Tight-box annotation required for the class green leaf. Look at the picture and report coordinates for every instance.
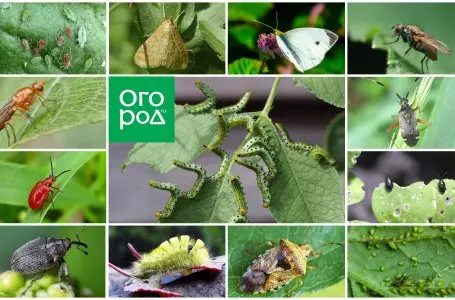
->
[371,179,455,223]
[421,78,455,148]
[258,116,344,223]
[228,226,345,297]
[229,25,258,50]
[348,177,365,205]
[326,113,345,170]
[348,226,455,297]
[348,151,361,169]
[123,105,218,173]
[0,77,106,148]
[293,77,345,108]
[228,58,265,74]
[227,3,273,22]
[198,3,225,62]
[0,3,106,74]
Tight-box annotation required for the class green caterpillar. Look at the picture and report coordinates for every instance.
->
[275,123,335,165]
[184,80,217,114]
[149,180,181,220]
[227,113,255,132]
[206,113,228,150]
[217,91,251,114]
[237,146,277,181]
[206,146,230,180]
[230,176,248,216]
[173,160,207,199]
[234,156,271,208]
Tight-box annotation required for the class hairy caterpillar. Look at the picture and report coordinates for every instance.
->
[227,113,255,132]
[206,146,230,180]
[149,180,181,220]
[132,235,210,276]
[217,92,251,114]
[173,160,207,199]
[184,80,217,114]
[237,146,277,181]
[275,123,336,165]
[234,156,271,208]
[206,113,227,150]
[230,176,248,216]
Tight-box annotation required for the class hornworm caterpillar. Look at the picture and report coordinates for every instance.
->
[205,146,230,180]
[237,146,277,181]
[230,176,248,216]
[150,180,181,220]
[227,113,255,132]
[206,113,228,150]
[173,160,207,199]
[275,123,336,165]
[217,92,251,114]
[234,156,271,208]
[184,80,217,114]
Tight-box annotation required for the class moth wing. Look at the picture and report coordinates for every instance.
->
[134,19,188,70]
[276,28,338,72]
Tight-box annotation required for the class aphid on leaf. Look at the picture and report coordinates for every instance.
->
[78,27,87,48]
[240,238,341,295]
[365,78,431,147]
[28,157,71,212]
[386,24,452,74]
[56,35,64,47]
[108,235,223,297]
[62,6,76,22]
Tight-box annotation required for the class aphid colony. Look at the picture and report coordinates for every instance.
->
[0,81,45,147]
[386,24,452,74]
[148,80,335,222]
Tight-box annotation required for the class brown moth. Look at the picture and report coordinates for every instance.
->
[240,239,317,295]
[134,18,188,70]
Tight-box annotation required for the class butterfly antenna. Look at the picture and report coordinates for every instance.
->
[252,19,275,31]
[275,11,279,29]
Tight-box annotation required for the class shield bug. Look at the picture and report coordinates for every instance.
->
[386,24,452,74]
[385,176,393,192]
[10,230,88,296]
[28,157,71,212]
[365,78,431,147]
[240,238,341,296]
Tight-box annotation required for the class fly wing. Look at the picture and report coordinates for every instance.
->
[419,36,452,55]
[276,28,338,72]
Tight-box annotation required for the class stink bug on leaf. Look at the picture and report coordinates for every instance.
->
[240,238,342,296]
[365,78,431,147]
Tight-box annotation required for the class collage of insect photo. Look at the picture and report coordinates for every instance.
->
[0,0,454,299]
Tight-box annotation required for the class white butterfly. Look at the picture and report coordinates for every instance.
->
[256,19,339,72]
[275,28,338,72]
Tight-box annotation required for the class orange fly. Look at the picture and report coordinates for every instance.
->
[0,82,45,146]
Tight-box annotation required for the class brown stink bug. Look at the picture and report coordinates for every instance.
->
[365,78,431,147]
[240,238,341,296]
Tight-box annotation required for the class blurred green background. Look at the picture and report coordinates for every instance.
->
[109,226,225,268]
[0,226,105,297]
[348,77,455,148]
[348,3,455,74]
[228,2,345,74]
[0,151,106,223]
[109,2,225,74]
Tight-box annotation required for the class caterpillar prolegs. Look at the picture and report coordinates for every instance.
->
[275,123,336,165]
[205,146,230,180]
[230,175,248,216]
[237,146,277,181]
[150,180,181,220]
[173,160,207,199]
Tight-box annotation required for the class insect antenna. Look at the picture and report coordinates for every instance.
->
[55,169,71,179]
[73,226,88,255]
[252,19,275,31]
[364,78,407,103]
[49,156,54,176]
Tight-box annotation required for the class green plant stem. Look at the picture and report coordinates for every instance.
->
[109,3,122,12]
[262,77,281,117]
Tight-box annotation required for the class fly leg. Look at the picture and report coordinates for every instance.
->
[420,55,428,74]
[5,123,16,147]
[417,119,432,132]
[385,36,400,45]
[403,45,413,57]
[21,271,45,296]
[386,122,400,133]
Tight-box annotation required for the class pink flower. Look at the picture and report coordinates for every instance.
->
[257,33,283,59]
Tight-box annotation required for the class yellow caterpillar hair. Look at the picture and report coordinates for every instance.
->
[133,235,209,276]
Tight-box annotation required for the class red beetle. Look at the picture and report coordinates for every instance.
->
[28,157,71,211]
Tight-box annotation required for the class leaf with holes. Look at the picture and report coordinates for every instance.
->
[349,226,455,297]
[228,226,345,297]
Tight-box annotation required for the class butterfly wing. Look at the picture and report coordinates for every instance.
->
[276,28,338,72]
